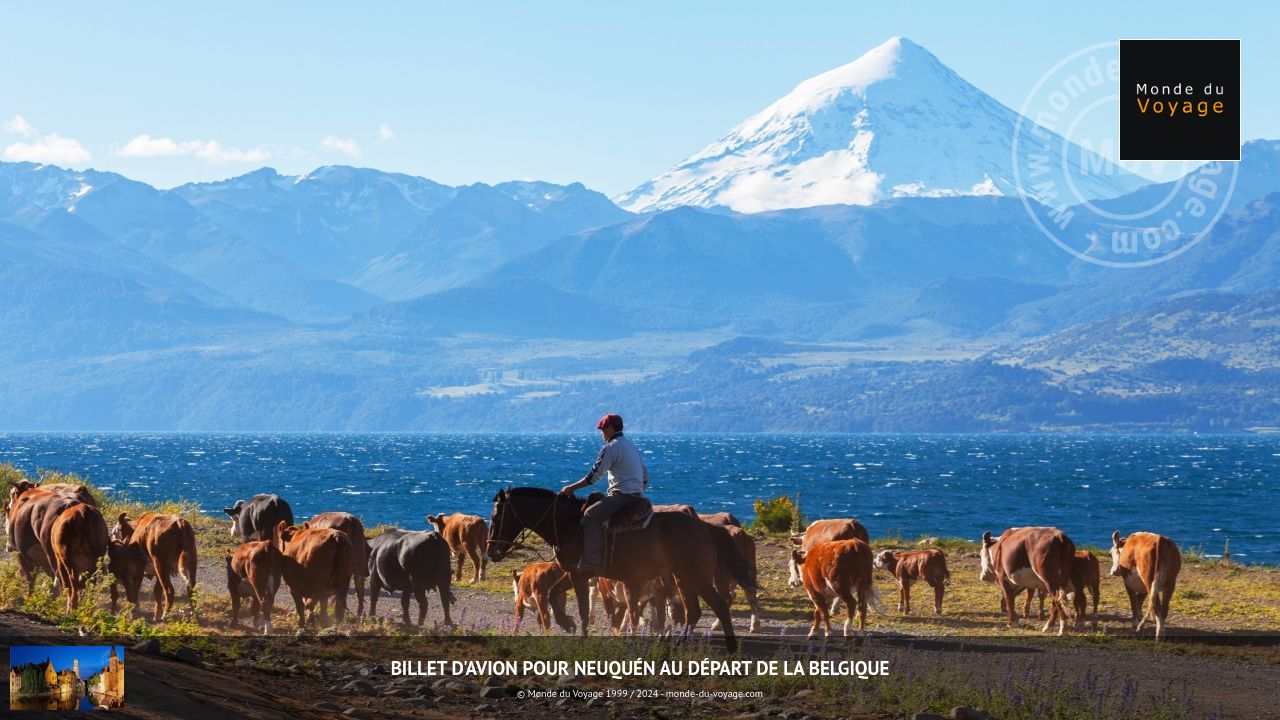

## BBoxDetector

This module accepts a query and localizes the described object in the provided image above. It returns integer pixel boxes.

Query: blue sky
[2,1,1275,193]
[10,645,124,679]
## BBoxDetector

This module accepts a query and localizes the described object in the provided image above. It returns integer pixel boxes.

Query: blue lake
[1,433,1275,563]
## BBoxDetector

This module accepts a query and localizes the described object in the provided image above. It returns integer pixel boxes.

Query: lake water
[1,433,1276,563]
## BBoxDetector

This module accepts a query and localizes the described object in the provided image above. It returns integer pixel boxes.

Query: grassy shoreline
[3,466,1278,719]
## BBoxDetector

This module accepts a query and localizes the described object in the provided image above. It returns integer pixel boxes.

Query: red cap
[595,413,623,432]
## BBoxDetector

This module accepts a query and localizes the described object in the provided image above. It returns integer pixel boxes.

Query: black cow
[223,494,293,542]
[367,528,454,626]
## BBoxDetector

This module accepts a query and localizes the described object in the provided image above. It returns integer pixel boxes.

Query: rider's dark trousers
[581,492,647,569]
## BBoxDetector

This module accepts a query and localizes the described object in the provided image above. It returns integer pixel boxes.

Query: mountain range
[1,37,1278,431]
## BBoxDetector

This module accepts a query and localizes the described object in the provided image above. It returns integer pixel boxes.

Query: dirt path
[6,531,1279,719]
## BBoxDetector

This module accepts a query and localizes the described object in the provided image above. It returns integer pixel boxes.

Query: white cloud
[4,114,34,137]
[119,134,187,157]
[3,133,92,166]
[378,123,395,141]
[322,135,362,157]
[191,140,270,165]
[117,134,270,165]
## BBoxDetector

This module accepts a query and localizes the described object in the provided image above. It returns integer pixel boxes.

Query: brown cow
[276,520,353,627]
[107,540,147,613]
[512,561,576,633]
[792,539,881,639]
[789,519,869,587]
[979,527,1075,635]
[427,513,487,583]
[6,490,84,593]
[1002,551,1101,631]
[592,577,630,631]
[873,549,951,615]
[308,511,369,619]
[4,483,94,555]
[49,503,109,612]
[652,503,698,516]
[226,540,283,634]
[6,480,97,513]
[592,576,671,634]
[112,513,198,621]
[698,512,742,528]
[1110,530,1182,640]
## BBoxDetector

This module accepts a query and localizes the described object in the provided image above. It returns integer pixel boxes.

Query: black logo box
[1120,39,1240,161]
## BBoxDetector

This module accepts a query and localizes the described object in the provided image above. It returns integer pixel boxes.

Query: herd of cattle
[2,480,1184,641]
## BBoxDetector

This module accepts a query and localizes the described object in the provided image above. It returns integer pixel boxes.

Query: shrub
[750,494,802,533]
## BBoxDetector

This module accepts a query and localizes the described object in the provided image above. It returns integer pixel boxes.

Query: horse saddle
[584,492,654,534]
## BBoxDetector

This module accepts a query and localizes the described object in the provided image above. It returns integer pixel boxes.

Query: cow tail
[942,564,952,587]
[177,518,198,591]
[1146,538,1164,625]
[711,525,757,594]
[865,581,887,616]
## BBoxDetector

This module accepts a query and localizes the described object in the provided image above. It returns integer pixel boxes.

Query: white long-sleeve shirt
[581,433,649,495]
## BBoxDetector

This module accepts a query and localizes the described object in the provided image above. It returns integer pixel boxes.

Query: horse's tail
[710,525,757,594]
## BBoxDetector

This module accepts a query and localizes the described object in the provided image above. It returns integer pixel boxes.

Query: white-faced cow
[426,513,487,583]
[512,561,576,633]
[224,494,294,542]
[979,526,1075,635]
[791,539,882,640]
[873,548,950,615]
[789,518,869,587]
[1110,530,1182,640]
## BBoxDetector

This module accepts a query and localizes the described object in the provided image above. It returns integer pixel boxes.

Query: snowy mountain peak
[616,37,1146,214]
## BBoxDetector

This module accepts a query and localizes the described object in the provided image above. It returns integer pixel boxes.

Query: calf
[1110,530,1181,640]
[308,511,369,618]
[1071,550,1101,631]
[979,527,1075,635]
[1002,553,1101,631]
[112,513,198,621]
[789,518,869,587]
[107,540,147,613]
[792,539,881,639]
[226,540,283,634]
[49,503,109,612]
[224,494,294,541]
[873,549,950,615]
[277,520,353,627]
[367,527,454,626]
[592,576,671,634]
[427,512,487,583]
[512,561,576,632]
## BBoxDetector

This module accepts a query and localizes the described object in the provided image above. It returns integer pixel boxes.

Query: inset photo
[9,645,125,711]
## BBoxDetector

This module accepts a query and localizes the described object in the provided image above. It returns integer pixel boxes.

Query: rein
[492,491,570,564]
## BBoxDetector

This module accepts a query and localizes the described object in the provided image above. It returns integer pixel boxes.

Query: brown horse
[485,487,756,652]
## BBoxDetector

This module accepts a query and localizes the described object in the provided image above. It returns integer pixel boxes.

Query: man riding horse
[558,413,649,576]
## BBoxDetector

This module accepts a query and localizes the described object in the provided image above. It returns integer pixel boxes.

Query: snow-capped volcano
[616,37,1147,213]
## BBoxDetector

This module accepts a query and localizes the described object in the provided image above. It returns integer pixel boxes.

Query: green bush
[750,494,802,534]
